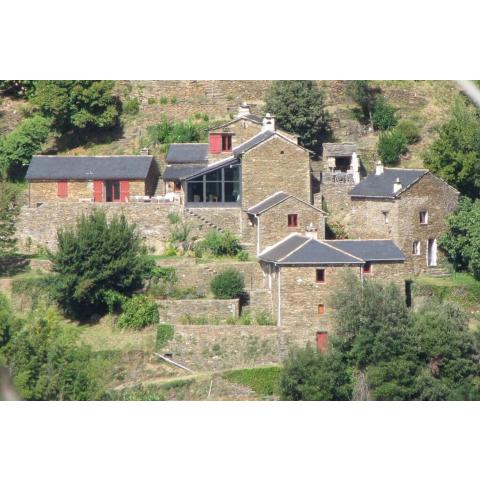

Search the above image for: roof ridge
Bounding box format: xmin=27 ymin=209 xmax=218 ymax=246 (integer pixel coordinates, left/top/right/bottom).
xmin=277 ymin=236 xmax=312 ymax=262
xmin=247 ymin=191 xmax=287 ymax=213
xmin=258 ymin=232 xmax=303 ymax=257
xmin=315 ymin=238 xmax=365 ymax=262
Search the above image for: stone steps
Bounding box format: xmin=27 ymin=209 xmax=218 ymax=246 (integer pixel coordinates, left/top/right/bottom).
xmin=184 ymin=208 xmax=225 ymax=233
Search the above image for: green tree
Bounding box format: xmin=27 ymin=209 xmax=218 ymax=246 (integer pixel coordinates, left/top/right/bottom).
xmin=210 ymin=268 xmax=245 ymax=299
xmin=49 ymin=210 xmax=154 ymax=318
xmin=377 ymin=128 xmax=407 ymax=165
xmin=346 ymin=80 xmax=378 ymax=126
xmin=31 ymin=81 xmax=120 ymax=135
xmin=439 ymin=197 xmax=480 ymax=278
xmin=0 ymin=292 xmax=13 ymax=351
xmin=423 ymin=99 xmax=480 ymax=197
xmin=0 ymin=115 xmax=50 ymax=179
xmin=4 ymin=307 xmax=106 ymax=400
xmin=264 ymin=80 xmax=332 ymax=150
xmin=117 ymin=294 xmax=159 ymax=330
xmin=372 ymin=97 xmax=397 ymax=131
xmin=280 ymin=346 xmax=352 ymax=400
xmin=0 ymin=182 xmax=20 ymax=258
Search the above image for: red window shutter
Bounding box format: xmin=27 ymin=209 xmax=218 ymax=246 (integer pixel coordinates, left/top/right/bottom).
xmin=209 ymin=133 xmax=222 ymax=153
xmin=316 ymin=332 xmax=328 ymax=353
xmin=57 ymin=180 xmax=68 ymax=198
xmin=93 ymin=180 xmax=103 ymax=202
xmin=120 ymin=180 xmax=129 ymax=202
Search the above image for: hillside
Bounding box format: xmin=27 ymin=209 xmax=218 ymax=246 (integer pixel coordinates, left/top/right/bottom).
xmin=0 ymin=80 xmax=462 ymax=169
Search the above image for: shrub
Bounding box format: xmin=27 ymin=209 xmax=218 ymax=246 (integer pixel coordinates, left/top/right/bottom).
xmin=160 ymin=96 xmax=168 ymax=105
xmin=123 ymin=98 xmax=140 ymax=115
xmin=210 ymin=268 xmax=245 ymax=299
xmin=103 ymin=290 xmax=126 ymax=314
xmin=396 ymin=119 xmax=421 ymax=144
xmin=156 ymin=324 xmax=175 ymax=349
xmin=147 ymin=97 xmax=156 ymax=105
xmin=377 ymin=128 xmax=407 ymax=165
xmin=0 ymin=293 xmax=13 ymax=349
xmin=148 ymin=117 xmax=208 ymax=149
xmin=256 ymin=310 xmax=275 ymax=326
xmin=372 ymin=97 xmax=397 ymax=131
xmin=199 ymin=229 xmax=243 ymax=257
xmin=49 ymin=210 xmax=154 ymax=319
xmin=236 ymin=251 xmax=249 ymax=262
xmin=117 ymin=295 xmax=159 ymax=330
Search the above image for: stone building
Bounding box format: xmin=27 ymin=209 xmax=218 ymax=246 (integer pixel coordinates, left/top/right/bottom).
xmin=25 ymin=155 xmax=158 ymax=207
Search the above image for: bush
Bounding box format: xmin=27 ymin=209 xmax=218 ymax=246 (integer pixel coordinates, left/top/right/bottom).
xmin=198 ymin=229 xmax=243 ymax=257
xmin=123 ymin=98 xmax=140 ymax=115
xmin=49 ymin=210 xmax=154 ymax=319
xmin=396 ymin=119 xmax=421 ymax=144
xmin=280 ymin=346 xmax=352 ymax=400
xmin=210 ymin=268 xmax=245 ymax=299
xmin=377 ymin=128 xmax=407 ymax=165
xmin=0 ymin=293 xmax=13 ymax=349
xmin=236 ymin=251 xmax=249 ymax=262
xmin=156 ymin=324 xmax=175 ymax=349
xmin=147 ymin=117 xmax=208 ymax=147
xmin=256 ymin=310 xmax=275 ymax=326
xmin=372 ymin=97 xmax=397 ymax=131
xmin=117 ymin=295 xmax=159 ymax=330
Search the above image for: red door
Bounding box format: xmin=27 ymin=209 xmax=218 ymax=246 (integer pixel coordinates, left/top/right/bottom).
xmin=316 ymin=332 xmax=328 ymax=353
xmin=57 ymin=180 xmax=68 ymax=198
xmin=93 ymin=180 xmax=103 ymax=202
xmin=209 ymin=133 xmax=222 ymax=153
xmin=120 ymin=180 xmax=129 ymax=202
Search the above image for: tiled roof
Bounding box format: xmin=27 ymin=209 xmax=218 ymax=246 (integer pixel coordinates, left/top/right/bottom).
xmin=165 ymin=144 xmax=209 ymax=164
xmin=26 ymin=155 xmax=153 ymax=180
xmin=349 ymin=168 xmax=428 ymax=198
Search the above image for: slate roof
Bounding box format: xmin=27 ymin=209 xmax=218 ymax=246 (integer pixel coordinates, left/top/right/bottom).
xmin=325 ymin=240 xmax=405 ymax=261
xmin=246 ymin=191 xmax=327 ymax=216
xmin=349 ymin=168 xmax=428 ymax=198
xmin=323 ymin=143 xmax=356 ymax=157
xmin=210 ymin=114 xmax=264 ymax=131
xmin=26 ymin=155 xmax=153 ymax=181
xmin=233 ymin=130 xmax=275 ymax=156
xmin=259 ymin=234 xmax=404 ymax=265
xmin=182 ymin=156 xmax=238 ymax=181
xmin=165 ymin=144 xmax=209 ymax=164
xmin=259 ymin=234 xmax=364 ymax=265
xmin=163 ymin=165 xmax=204 ymax=181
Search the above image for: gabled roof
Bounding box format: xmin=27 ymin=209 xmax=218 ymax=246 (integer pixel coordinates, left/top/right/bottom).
xmin=182 ymin=156 xmax=238 ymax=181
xmin=210 ymin=115 xmax=264 ymax=131
xmin=26 ymin=155 xmax=154 ymax=181
xmin=166 ymin=144 xmax=208 ymax=164
xmin=324 ymin=240 xmax=405 ymax=262
xmin=259 ymin=234 xmax=404 ymax=265
xmin=259 ymin=234 xmax=364 ymax=265
xmin=163 ymin=165 xmax=205 ymax=181
xmin=246 ymin=191 xmax=327 ymax=216
xmin=233 ymin=130 xmax=275 ymax=156
xmin=349 ymin=168 xmax=428 ymax=198
xmin=323 ymin=143 xmax=356 ymax=157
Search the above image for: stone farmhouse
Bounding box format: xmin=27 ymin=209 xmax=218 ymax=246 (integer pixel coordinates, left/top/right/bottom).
xmin=21 ymin=102 xmax=459 ymax=348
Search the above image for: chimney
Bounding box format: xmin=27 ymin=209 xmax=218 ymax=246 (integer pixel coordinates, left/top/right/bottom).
xmin=262 ymin=113 xmax=275 ymax=132
xmin=305 ymin=222 xmax=318 ymax=240
xmin=393 ymin=177 xmax=402 ymax=194
xmin=375 ymin=160 xmax=384 ymax=175
xmin=140 ymin=147 xmax=150 ymax=156
xmin=237 ymin=102 xmax=251 ymax=118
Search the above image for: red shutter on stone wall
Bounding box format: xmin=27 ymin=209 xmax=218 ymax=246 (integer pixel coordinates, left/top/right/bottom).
xmin=57 ymin=180 xmax=68 ymax=198
xmin=316 ymin=331 xmax=328 ymax=353
xmin=120 ymin=180 xmax=129 ymax=202
xmin=209 ymin=133 xmax=222 ymax=153
xmin=93 ymin=180 xmax=103 ymax=202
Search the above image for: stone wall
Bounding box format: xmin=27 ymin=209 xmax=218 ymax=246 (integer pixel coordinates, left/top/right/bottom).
xmin=257 ymin=197 xmax=326 ymax=253
xmin=16 ymin=202 xmax=182 ymax=253
xmin=185 ymin=207 xmax=243 ymax=235
xmin=157 ymin=298 xmax=239 ymax=324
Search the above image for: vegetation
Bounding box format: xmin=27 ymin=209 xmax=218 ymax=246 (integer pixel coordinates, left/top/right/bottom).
xmin=123 ymin=97 xmax=140 ymax=116
xmin=346 ymin=80 xmax=379 ymax=126
xmin=377 ymin=128 xmax=407 ymax=165
xmin=103 ymin=384 xmax=165 ymax=401
xmin=0 ymin=115 xmax=50 ymax=179
xmin=423 ymin=99 xmax=480 ymax=198
xmin=396 ymin=119 xmax=421 ymax=144
xmin=49 ymin=210 xmax=154 ymax=319
xmin=280 ymin=273 xmax=480 ymax=400
xmin=264 ymin=80 xmax=332 ymax=150
xmin=117 ymin=295 xmax=159 ymax=330
xmin=155 ymin=324 xmax=175 ymax=349
xmin=166 ymin=211 xmax=195 ymax=255
xmin=30 ymin=80 xmax=121 ymax=135
xmin=195 ymin=229 xmax=243 ymax=258
xmin=439 ymin=197 xmax=480 ymax=279
xmin=0 ymin=182 xmax=20 ymax=258
xmin=371 ymin=96 xmax=397 ymax=131
xmin=210 ymin=268 xmax=245 ymax=299
xmin=224 ymin=366 xmax=282 ymax=396
xmin=2 ymin=306 xmax=107 ymax=400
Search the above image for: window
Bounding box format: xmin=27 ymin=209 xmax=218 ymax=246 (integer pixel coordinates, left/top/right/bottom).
xmin=105 ymin=180 xmax=120 ymax=202
xmin=382 ymin=211 xmax=389 ymax=224
xmin=287 ymin=214 xmax=298 ymax=227
xmin=412 ymin=241 xmax=420 ymax=255
xmin=318 ymin=304 xmax=325 ymax=315
xmin=173 ymin=181 xmax=181 ymax=192
xmin=57 ymin=180 xmax=68 ymax=198
xmin=221 ymin=134 xmax=232 ymax=152
xmin=316 ymin=269 xmax=325 ymax=283
xmin=419 ymin=210 xmax=428 ymax=224
xmin=362 ymin=262 xmax=372 ymax=274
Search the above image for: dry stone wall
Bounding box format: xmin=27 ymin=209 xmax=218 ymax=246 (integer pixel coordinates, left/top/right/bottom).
xmin=157 ymin=299 xmax=240 ymax=324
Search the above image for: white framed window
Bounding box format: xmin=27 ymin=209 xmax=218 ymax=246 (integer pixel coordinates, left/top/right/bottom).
xmin=412 ymin=241 xmax=420 ymax=255
xmin=419 ymin=210 xmax=428 ymax=225
xmin=382 ymin=211 xmax=389 ymax=224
